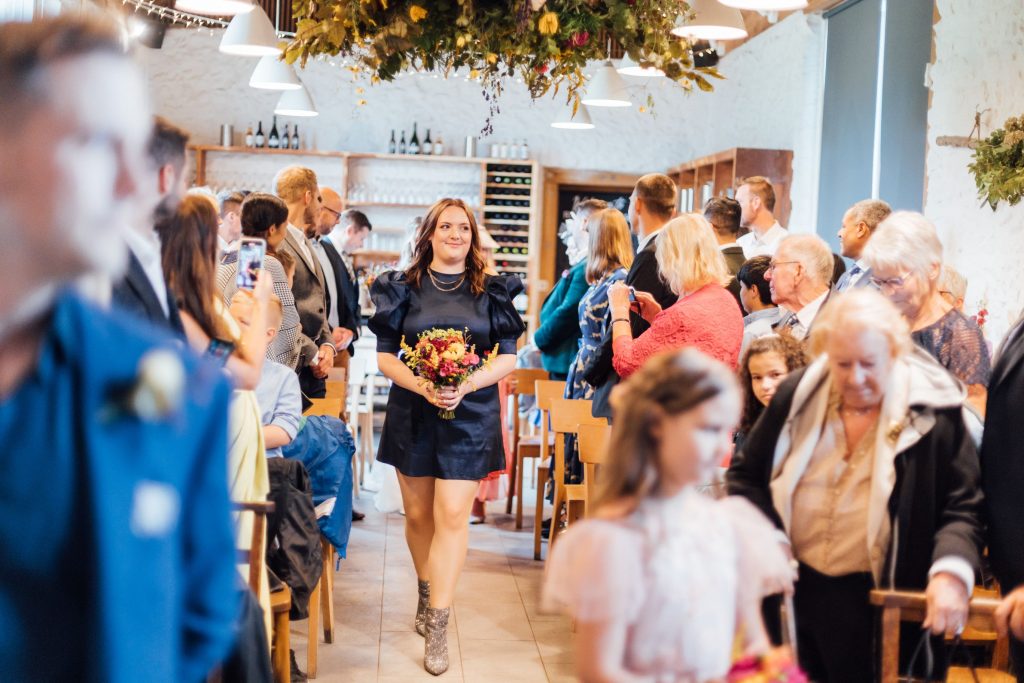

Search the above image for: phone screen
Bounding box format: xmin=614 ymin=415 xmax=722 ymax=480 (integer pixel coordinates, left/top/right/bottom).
xmin=236 ymin=238 xmax=266 ymax=290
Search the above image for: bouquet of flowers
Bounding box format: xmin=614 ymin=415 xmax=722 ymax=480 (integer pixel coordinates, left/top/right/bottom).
xmin=400 ymin=328 xmax=498 ymax=419
xmin=727 ymin=647 xmax=807 ymax=683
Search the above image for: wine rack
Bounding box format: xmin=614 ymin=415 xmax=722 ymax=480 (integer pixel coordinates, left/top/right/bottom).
xmin=483 ymin=162 xmax=536 ymax=290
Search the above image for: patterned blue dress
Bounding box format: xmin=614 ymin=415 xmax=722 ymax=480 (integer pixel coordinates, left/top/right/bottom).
xmin=565 ymin=268 xmax=628 ymax=400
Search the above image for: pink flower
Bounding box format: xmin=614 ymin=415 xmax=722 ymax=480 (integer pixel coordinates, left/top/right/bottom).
xmin=464 ymin=353 xmax=480 ymax=365
xmin=569 ymin=31 xmax=589 ymax=47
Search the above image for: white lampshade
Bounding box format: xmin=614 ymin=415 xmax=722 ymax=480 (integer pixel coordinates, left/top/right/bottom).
xmin=250 ymin=55 xmax=302 ymax=90
xmin=551 ymin=103 xmax=595 ymax=130
xmin=275 ymin=86 xmax=318 ymax=117
xmin=719 ymin=0 xmax=807 ymax=10
xmin=580 ymin=61 xmax=631 ymax=108
xmin=219 ymin=5 xmax=279 ymax=56
xmin=672 ymin=0 xmax=748 ymax=41
xmin=617 ymin=53 xmax=665 ymax=78
xmin=175 ymin=0 xmax=255 ymax=16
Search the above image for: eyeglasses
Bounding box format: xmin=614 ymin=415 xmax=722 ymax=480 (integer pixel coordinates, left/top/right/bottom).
xmin=870 ymin=272 xmax=913 ymax=289
xmin=767 ymin=260 xmax=799 ymax=273
xmin=322 ymin=206 xmax=341 ymax=219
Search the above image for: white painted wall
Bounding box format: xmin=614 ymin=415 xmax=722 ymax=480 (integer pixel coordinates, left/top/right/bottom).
xmin=925 ymin=0 xmax=1024 ymax=343
xmin=136 ymin=11 xmax=825 ymax=230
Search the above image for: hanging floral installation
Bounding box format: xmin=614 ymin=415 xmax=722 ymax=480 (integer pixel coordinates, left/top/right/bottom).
xmin=968 ymin=115 xmax=1024 ymax=210
xmin=284 ymin=0 xmax=722 ymax=120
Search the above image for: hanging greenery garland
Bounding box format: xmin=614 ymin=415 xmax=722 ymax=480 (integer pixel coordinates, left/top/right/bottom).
xmin=968 ymin=115 xmax=1024 ymax=210
xmin=284 ymin=0 xmax=722 ymax=121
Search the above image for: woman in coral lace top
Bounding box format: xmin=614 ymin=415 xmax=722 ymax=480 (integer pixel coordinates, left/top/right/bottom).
xmin=608 ymin=214 xmax=744 ymax=379
xmin=541 ymin=349 xmax=794 ymax=682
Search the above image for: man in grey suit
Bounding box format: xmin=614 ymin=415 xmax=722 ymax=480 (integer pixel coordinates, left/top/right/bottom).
xmin=835 ymin=198 xmax=891 ymax=292
xmin=274 ymin=165 xmax=336 ymax=403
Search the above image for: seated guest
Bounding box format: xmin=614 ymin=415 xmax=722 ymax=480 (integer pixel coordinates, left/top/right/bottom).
xmin=862 ymin=211 xmax=990 ymax=416
xmin=765 ymin=234 xmax=833 ymax=340
xmin=727 ymin=289 xmax=983 ymax=681
xmin=534 ymin=198 xmax=607 ymax=381
xmin=836 ymin=198 xmax=891 ymax=292
xmin=217 ymin=190 xmax=244 ymax=263
xmin=737 ymin=256 xmax=783 ymax=355
xmin=0 ymin=16 xmax=238 ymax=681
xmin=218 ymin=192 xmax=302 ymax=369
xmin=249 ymin=296 xmax=301 ymax=458
xmin=736 ymin=332 xmax=807 ymax=449
xmin=735 ymin=176 xmax=788 ymax=258
xmin=607 ymin=214 xmax=743 ymax=378
xmin=542 ymin=350 xmax=794 ymax=682
xmin=938 ymin=264 xmax=967 ymax=311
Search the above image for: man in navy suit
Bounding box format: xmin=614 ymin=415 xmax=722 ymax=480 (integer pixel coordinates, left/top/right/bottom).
xmin=0 ymin=15 xmax=238 ymax=682
xmin=111 ymin=115 xmax=190 ymax=336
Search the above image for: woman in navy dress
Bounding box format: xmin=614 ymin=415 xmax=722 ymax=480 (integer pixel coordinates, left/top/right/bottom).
xmin=369 ymin=198 xmax=524 ymax=675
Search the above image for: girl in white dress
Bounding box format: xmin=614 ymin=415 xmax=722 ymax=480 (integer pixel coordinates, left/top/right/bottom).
xmin=542 ymin=348 xmax=795 ymax=683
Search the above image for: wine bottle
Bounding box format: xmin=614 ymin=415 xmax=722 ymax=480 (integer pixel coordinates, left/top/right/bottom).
xmin=291 ymin=125 xmax=300 ymax=149
xmin=268 ymin=116 xmax=280 ymax=149
xmin=520 ymin=139 xmax=529 ymax=160
xmin=399 ymin=130 xmax=407 ymax=154
xmin=244 ymin=123 xmax=254 ymax=148
xmin=433 ymin=135 xmax=443 ymax=156
xmin=423 ymin=129 xmax=432 ymax=156
xmin=388 ymin=129 xmax=396 ymax=154
xmin=282 ymin=123 xmax=291 ymax=150
xmin=254 ymin=121 xmax=265 ymax=148
xmin=409 ymin=123 xmax=420 ymax=155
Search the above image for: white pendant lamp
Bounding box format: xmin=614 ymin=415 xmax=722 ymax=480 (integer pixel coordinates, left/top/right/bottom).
xmin=275 ymin=86 xmax=318 ymax=117
xmin=617 ymin=53 xmax=665 ymax=78
xmin=719 ymin=0 xmax=808 ymax=10
xmin=581 ymin=60 xmax=632 ymax=108
xmin=174 ymin=0 xmax=255 ymax=16
xmin=671 ymin=0 xmax=748 ymax=41
xmin=250 ymin=55 xmax=302 ymax=90
xmin=219 ymin=5 xmax=279 ymax=56
xmin=551 ymin=103 xmax=595 ymax=130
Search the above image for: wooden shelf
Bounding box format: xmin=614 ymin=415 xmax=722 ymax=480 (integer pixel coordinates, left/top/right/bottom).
xmin=486 ymin=171 xmax=533 ymax=178
xmin=486 ymin=182 xmax=532 ymax=189
xmin=347 ymin=201 xmax=481 ymax=210
xmin=191 ymin=145 xmax=346 ymax=158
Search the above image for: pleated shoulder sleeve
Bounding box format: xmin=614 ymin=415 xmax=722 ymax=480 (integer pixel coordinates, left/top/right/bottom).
xmin=486 ymin=274 xmax=526 ymax=355
xmin=368 ymin=271 xmax=411 ymax=353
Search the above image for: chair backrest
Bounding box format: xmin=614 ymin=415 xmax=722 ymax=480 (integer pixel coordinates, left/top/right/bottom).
xmin=325 ymin=380 xmax=347 ymax=403
xmin=577 ymin=423 xmax=612 ymax=466
xmin=535 ymin=380 xmax=567 ymax=413
xmin=305 ymin=397 xmax=343 ymax=417
xmin=233 ymin=500 xmax=275 ymax=596
xmin=549 ymin=398 xmax=605 ymax=434
xmin=512 ymin=368 xmax=549 ymax=397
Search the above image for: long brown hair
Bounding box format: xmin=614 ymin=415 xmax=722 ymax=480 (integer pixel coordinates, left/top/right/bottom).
xmin=595 ymin=349 xmax=739 ymax=510
xmin=157 ymin=194 xmax=232 ymax=342
xmin=737 ymin=332 xmax=808 ymax=433
xmin=404 ymin=198 xmax=488 ymax=296
xmin=585 ymin=208 xmax=634 ymax=284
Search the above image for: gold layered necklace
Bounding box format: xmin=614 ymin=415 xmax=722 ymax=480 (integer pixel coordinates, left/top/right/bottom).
xmin=428 ymin=269 xmax=465 ymax=292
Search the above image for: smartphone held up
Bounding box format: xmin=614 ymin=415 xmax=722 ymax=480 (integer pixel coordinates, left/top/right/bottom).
xmin=236 ymin=237 xmax=266 ymax=290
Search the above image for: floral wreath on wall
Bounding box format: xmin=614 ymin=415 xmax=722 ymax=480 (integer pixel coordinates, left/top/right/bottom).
xmin=968 ymin=115 xmax=1024 ymax=210
xmin=284 ymin=0 xmax=722 ymax=129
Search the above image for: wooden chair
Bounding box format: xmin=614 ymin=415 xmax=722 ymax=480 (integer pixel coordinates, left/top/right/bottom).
xmin=507 ymin=368 xmax=550 ymax=523
xmin=531 ymin=380 xmax=566 ymax=560
xmin=319 ymin=538 xmax=336 ymax=645
xmin=345 ymin=356 xmax=376 ymax=492
xmin=870 ymin=589 xmax=1015 ymax=682
xmin=576 ymin=422 xmax=612 ymax=518
xmin=234 ymin=501 xmax=291 ymax=683
xmin=547 ymin=398 xmax=606 ymax=548
xmin=304 ymin=398 xmax=343 ymax=418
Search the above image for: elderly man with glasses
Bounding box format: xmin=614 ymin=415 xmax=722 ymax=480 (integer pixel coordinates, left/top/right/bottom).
xmin=765 ymin=234 xmax=834 ymax=340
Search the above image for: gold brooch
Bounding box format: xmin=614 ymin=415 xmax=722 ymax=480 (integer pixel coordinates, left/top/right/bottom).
xmin=886 ymin=420 xmax=904 ymax=443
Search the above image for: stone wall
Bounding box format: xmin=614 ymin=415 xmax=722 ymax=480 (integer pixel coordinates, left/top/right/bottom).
xmin=925 ymin=0 xmax=1024 ymax=342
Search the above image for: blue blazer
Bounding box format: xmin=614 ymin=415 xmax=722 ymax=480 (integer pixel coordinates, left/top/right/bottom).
xmin=36 ymin=293 xmax=238 ymax=683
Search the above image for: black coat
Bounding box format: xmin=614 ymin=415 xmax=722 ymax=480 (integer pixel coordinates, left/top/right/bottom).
xmin=111 ymin=250 xmax=184 ymax=336
xmin=586 ymin=236 xmax=677 ymax=418
xmin=320 ymin=238 xmax=360 ymax=356
xmin=726 ymin=366 xmax=984 ymax=591
xmin=981 ymin=322 xmax=1024 ymax=589
xmin=266 ymin=458 xmax=323 ymax=621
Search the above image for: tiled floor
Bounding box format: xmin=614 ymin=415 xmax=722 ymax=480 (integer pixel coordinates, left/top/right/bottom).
xmin=290 ymin=485 xmax=575 ymax=682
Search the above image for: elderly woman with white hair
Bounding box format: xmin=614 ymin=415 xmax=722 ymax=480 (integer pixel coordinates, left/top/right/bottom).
xmin=727 ymin=289 xmax=983 ymax=681
xmin=607 ymin=213 xmax=744 ymax=377
xmin=862 ymin=211 xmax=990 ymax=415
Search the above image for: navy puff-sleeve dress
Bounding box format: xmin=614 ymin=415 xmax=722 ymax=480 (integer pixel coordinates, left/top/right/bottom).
xmin=369 ymin=270 xmax=525 ymax=480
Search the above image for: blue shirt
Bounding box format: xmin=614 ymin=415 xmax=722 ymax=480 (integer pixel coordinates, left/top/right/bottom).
xmin=0 ymin=313 xmax=89 ymax=680
xmin=255 ymin=360 xmax=302 ymax=458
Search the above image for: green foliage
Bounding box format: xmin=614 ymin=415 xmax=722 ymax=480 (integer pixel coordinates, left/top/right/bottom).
xmin=285 ymin=0 xmax=721 ymax=117
xmin=968 ymin=115 xmax=1024 ymax=211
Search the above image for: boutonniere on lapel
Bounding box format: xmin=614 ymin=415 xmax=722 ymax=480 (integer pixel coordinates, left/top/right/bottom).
xmin=102 ymin=349 xmax=186 ymax=423
xmin=886 ymin=419 xmax=905 ymax=444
